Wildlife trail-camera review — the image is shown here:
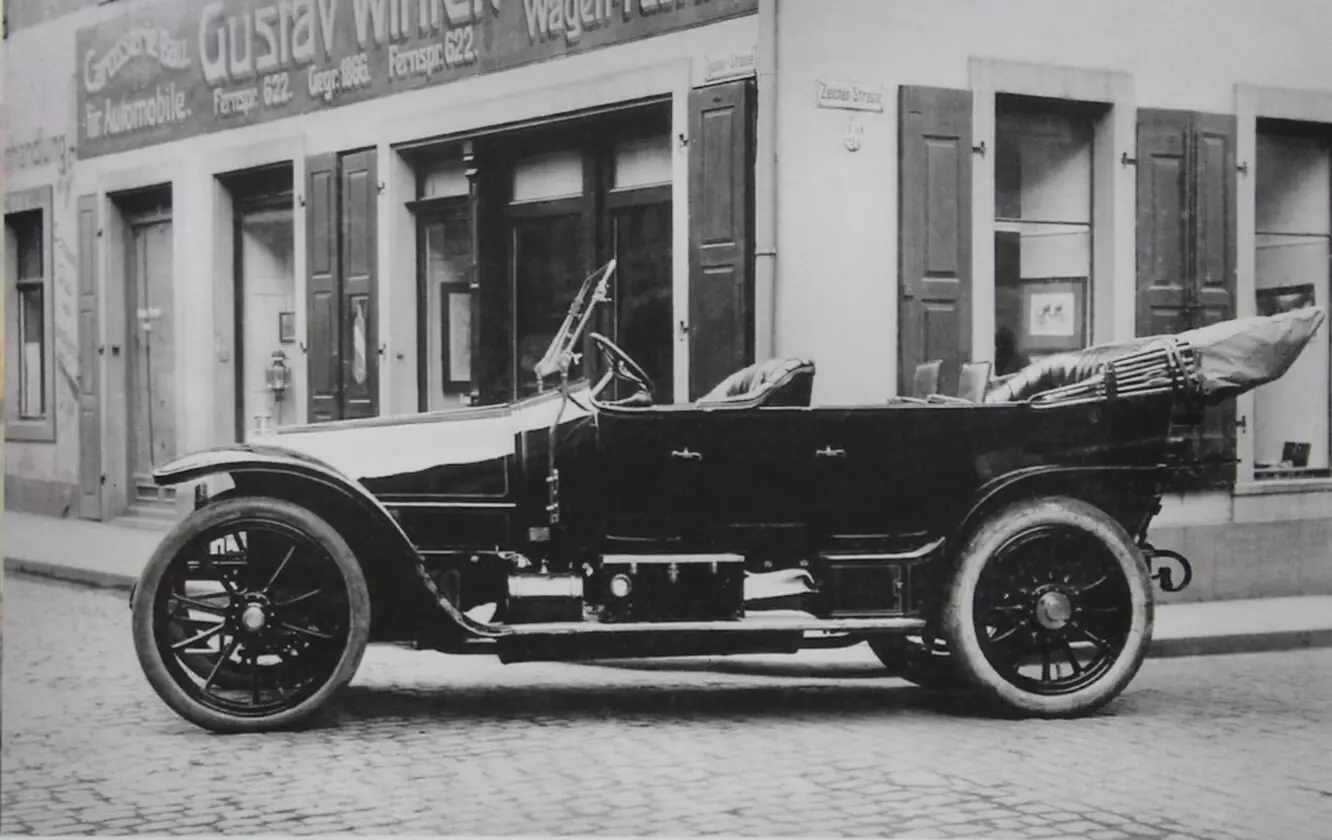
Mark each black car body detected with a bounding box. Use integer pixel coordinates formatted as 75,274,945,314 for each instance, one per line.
129,260,1327,732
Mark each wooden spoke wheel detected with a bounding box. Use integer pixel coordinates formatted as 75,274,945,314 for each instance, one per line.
941,496,1153,718
132,497,371,733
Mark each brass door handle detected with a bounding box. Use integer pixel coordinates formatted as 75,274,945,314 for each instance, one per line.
670,448,703,461
816,446,846,458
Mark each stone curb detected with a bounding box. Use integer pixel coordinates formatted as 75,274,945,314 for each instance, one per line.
6,557,137,593
8,556,1332,660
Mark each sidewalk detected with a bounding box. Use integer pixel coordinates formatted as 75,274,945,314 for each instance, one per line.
5,509,1332,659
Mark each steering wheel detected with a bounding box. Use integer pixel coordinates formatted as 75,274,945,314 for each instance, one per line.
588,332,655,403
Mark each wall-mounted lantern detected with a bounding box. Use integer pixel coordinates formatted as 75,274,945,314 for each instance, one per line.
265,349,291,402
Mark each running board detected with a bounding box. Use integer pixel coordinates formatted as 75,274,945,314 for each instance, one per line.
501,615,925,637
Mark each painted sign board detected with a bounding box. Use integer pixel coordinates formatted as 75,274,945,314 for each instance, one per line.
76,0,759,158
815,79,884,113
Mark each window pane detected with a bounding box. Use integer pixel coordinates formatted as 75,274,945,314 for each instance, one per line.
239,206,296,430
612,201,673,398
614,135,672,190
514,213,584,396
13,211,43,279
422,214,473,403
446,291,472,382
995,110,1093,223
512,151,584,203
994,106,1094,374
19,285,44,417
1254,130,1330,477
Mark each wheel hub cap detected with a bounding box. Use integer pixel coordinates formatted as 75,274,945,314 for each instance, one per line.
1034,590,1073,630
241,604,268,632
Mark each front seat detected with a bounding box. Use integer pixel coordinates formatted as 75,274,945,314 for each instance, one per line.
696,358,816,408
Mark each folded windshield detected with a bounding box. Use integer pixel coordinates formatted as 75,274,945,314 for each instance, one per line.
532,259,616,385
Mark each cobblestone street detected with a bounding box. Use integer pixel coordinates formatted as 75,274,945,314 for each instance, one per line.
2,575,1330,838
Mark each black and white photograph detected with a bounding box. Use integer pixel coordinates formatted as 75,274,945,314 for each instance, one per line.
2,1,1331,838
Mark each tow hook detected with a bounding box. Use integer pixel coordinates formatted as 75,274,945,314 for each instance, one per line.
1141,543,1193,593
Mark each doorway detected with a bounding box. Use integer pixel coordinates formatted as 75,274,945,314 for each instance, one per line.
224,164,297,437
121,190,176,511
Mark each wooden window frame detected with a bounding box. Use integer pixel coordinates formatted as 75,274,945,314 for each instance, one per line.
1250,118,1332,482
5,186,57,443
992,94,1105,367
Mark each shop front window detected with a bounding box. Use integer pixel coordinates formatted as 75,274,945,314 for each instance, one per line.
421,206,474,409
1253,124,1331,479
237,203,297,433
994,98,1095,375
513,209,586,396
408,104,675,408
608,134,673,397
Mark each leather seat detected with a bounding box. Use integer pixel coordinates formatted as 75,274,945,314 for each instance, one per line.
696,358,816,408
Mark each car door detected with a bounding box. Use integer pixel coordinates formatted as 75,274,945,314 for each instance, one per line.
595,408,714,540
693,407,822,530
806,404,980,539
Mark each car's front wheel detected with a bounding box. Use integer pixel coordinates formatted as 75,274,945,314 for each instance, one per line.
941,496,1153,718
131,496,371,733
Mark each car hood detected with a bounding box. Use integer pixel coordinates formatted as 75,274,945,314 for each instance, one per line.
248,387,592,483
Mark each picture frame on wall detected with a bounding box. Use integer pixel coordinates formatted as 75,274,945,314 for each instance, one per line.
278,311,296,344
1020,277,1087,353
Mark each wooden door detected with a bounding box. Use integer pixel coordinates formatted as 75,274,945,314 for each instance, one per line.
126,218,175,503
898,86,974,398
77,194,103,520
688,79,755,399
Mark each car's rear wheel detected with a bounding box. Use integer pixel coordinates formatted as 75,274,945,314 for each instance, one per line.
131,496,371,733
867,631,965,691
941,496,1152,718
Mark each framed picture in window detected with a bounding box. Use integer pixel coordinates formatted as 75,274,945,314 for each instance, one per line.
278,311,296,344
1020,278,1087,353
1256,283,1315,317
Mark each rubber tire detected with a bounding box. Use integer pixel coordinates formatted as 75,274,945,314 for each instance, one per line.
132,496,372,734
868,635,966,691
941,496,1153,718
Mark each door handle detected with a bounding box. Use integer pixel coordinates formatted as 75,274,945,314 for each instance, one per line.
670,448,703,461
816,446,846,458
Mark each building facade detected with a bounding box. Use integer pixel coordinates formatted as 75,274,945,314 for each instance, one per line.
4,0,1329,601
766,0,1332,602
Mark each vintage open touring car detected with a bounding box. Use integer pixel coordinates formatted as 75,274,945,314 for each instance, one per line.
129,259,1327,733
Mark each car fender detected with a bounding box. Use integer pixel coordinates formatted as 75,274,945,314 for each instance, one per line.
153,445,503,640
953,464,1167,548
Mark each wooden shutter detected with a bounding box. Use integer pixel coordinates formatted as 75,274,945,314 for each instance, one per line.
1190,113,1238,485
688,79,755,400
1135,110,1192,337
898,86,973,397
305,152,340,423
1135,109,1238,486
340,148,379,419
77,194,103,520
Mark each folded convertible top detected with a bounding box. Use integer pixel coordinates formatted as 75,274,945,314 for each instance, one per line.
985,306,1327,405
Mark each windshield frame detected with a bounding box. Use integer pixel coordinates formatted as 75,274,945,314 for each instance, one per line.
531,258,616,386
